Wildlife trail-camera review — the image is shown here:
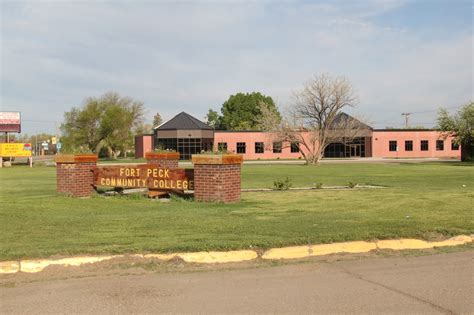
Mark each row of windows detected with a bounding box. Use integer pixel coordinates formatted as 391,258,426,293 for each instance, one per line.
218,142,300,154
324,138,366,158
156,138,212,160
388,140,459,152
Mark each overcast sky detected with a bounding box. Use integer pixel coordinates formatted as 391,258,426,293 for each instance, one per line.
1,0,472,134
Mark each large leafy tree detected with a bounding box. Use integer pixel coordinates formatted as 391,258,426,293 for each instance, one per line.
437,102,473,161
61,92,144,157
205,109,222,129
212,92,281,130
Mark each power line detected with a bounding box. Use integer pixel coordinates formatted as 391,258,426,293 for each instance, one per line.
22,119,60,123
379,105,462,122
408,105,463,114
401,113,412,127
376,105,463,127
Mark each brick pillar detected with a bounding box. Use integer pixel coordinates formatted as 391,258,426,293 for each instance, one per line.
192,154,243,203
145,152,180,168
55,154,98,197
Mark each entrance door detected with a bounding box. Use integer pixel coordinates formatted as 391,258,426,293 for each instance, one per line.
350,145,361,157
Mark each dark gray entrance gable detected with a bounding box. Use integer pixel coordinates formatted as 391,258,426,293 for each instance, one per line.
154,112,214,160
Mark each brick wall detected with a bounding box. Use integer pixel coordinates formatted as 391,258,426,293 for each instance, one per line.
194,163,241,203
145,158,179,169
135,135,154,158
145,152,179,169
56,156,97,197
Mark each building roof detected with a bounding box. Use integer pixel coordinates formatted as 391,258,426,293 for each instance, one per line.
373,128,435,132
155,112,213,130
330,112,372,130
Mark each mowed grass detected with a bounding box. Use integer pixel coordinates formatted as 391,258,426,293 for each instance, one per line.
0,162,473,261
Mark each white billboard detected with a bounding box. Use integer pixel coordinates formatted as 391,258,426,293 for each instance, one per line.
0,112,21,132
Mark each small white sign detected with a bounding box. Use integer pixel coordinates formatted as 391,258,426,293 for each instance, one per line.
0,112,21,124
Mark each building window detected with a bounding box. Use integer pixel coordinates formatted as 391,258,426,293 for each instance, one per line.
451,140,459,150
177,138,202,160
217,142,227,152
405,140,413,151
436,140,444,151
156,138,177,151
324,143,345,158
255,142,264,154
421,140,429,151
389,140,397,152
236,142,246,154
290,142,299,153
273,142,282,153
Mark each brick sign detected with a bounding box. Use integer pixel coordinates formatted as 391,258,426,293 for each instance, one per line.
93,163,194,191
56,153,242,202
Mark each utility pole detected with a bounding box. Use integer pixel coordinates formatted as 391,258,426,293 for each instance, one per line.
55,122,60,155
401,113,412,128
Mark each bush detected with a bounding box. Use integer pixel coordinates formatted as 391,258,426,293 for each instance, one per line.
154,144,176,153
170,194,193,202
274,177,292,190
314,182,323,189
199,149,229,155
348,181,357,188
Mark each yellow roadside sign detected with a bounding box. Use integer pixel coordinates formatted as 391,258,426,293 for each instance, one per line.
0,143,32,157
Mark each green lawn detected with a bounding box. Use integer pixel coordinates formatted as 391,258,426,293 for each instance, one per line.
0,162,473,261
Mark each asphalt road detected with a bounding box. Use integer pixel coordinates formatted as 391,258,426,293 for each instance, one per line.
1,251,473,314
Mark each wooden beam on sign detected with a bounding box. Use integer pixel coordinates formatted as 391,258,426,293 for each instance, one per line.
93,163,194,195
148,190,169,198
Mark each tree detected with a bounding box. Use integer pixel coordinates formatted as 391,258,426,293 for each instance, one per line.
256,101,283,132
437,102,474,161
153,113,163,128
9,133,56,155
134,123,153,135
61,92,144,158
12,133,54,144
205,109,222,129
217,92,281,130
276,74,359,164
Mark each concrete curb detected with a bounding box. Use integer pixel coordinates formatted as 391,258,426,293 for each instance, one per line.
1,235,472,275
177,250,258,264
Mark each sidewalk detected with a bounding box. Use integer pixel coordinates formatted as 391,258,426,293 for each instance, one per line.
99,157,461,167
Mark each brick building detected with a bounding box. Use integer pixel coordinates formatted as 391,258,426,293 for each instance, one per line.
135,112,461,160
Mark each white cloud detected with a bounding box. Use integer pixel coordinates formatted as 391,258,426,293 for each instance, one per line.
0,0,471,133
